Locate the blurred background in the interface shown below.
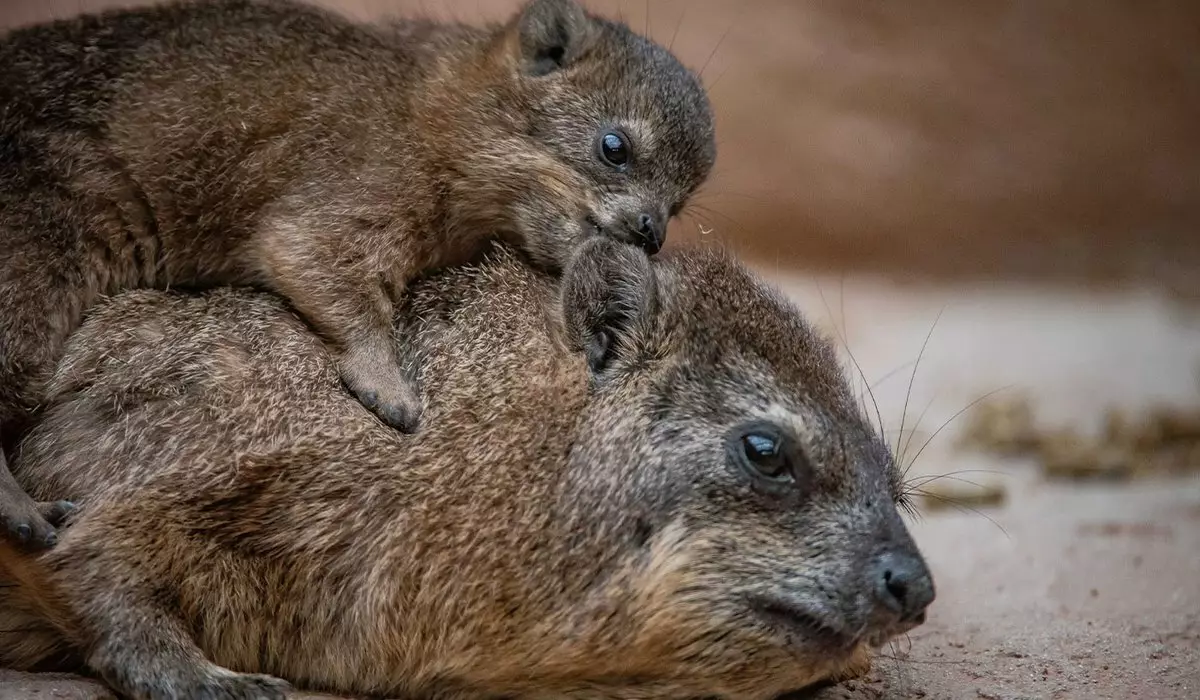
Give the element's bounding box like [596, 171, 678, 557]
[2, 2, 1198, 698]
[5, 0, 1200, 293]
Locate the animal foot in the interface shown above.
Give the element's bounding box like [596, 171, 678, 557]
[187, 671, 291, 700]
[0, 488, 69, 550]
[344, 371, 423, 433]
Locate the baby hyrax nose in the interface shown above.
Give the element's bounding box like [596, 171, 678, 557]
[871, 550, 935, 623]
[633, 211, 666, 254]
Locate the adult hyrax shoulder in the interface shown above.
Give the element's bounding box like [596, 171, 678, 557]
[0, 238, 934, 700]
[0, 0, 717, 548]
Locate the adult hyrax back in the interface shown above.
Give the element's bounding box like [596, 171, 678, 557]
[0, 239, 934, 700]
[0, 0, 716, 547]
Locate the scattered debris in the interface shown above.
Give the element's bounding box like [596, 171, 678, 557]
[956, 391, 1200, 481]
[920, 480, 1007, 511]
[1077, 522, 1174, 540]
[956, 393, 1041, 456]
[1039, 429, 1133, 481]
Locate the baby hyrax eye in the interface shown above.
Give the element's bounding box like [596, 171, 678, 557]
[598, 131, 631, 169]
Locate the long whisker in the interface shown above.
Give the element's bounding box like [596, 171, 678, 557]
[904, 475, 991, 496]
[896, 309, 944, 463]
[906, 385, 1016, 474]
[903, 468, 1009, 490]
[706, 60, 735, 95]
[887, 638, 907, 691]
[687, 203, 742, 231]
[910, 489, 1010, 537]
[817, 285, 885, 437]
[870, 359, 919, 391]
[697, 22, 733, 82]
[900, 392, 940, 471]
[668, 1, 689, 52]
[874, 655, 969, 665]
[838, 277, 867, 416]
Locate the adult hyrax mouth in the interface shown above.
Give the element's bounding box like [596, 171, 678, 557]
[747, 596, 859, 652]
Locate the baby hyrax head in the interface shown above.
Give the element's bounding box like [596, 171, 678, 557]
[555, 239, 935, 697]
[457, 0, 715, 265]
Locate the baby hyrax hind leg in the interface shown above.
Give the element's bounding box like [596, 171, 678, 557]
[0, 449, 75, 549]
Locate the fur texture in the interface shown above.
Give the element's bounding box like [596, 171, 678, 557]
[0, 0, 716, 546]
[1, 239, 931, 700]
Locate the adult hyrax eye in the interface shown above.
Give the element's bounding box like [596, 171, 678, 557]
[728, 422, 807, 495]
[742, 431, 789, 480]
[598, 131, 631, 169]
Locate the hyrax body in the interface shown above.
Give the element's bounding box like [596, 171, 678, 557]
[0, 0, 716, 547]
[0, 238, 934, 700]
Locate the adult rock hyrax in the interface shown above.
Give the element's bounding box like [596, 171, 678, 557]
[0, 238, 935, 700]
[0, 0, 716, 548]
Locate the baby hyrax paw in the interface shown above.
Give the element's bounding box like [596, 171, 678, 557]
[339, 350, 423, 433]
[0, 483, 75, 550]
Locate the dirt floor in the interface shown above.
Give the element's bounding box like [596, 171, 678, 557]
[780, 271, 1200, 700]
[3, 272, 1197, 699]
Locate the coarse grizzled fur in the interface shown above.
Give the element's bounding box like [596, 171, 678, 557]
[0, 238, 932, 700]
[0, 0, 715, 547]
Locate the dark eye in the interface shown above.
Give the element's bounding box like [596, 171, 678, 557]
[727, 423, 803, 494]
[741, 431, 790, 480]
[599, 131, 630, 168]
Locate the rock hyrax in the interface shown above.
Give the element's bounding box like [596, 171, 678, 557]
[0, 238, 934, 700]
[0, 0, 716, 547]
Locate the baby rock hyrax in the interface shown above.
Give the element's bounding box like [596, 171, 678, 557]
[0, 0, 716, 547]
[0, 238, 935, 700]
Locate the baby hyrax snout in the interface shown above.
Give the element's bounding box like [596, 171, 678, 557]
[590, 193, 671, 254]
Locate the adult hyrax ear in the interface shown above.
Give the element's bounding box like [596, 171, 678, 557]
[510, 0, 597, 76]
[562, 238, 658, 377]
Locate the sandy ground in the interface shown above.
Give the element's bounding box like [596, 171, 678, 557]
[2, 273, 1198, 699]
[781, 271, 1200, 700]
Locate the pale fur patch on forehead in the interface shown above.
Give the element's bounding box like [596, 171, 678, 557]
[754, 403, 816, 442]
[619, 117, 657, 154]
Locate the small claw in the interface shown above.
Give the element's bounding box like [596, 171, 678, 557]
[40, 500, 78, 526]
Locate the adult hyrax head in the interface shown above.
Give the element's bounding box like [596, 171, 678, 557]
[2, 241, 931, 699]
[553, 239, 936, 693]
[437, 0, 716, 259]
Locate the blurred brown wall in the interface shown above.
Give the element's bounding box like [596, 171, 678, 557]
[4, 0, 1199, 290]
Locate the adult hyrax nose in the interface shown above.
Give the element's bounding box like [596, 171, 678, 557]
[871, 550, 935, 623]
[631, 211, 666, 254]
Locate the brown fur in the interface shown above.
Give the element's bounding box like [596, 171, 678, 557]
[0, 0, 716, 546]
[0, 238, 932, 699]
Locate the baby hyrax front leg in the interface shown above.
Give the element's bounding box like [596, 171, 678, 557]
[339, 335, 420, 432]
[256, 207, 423, 432]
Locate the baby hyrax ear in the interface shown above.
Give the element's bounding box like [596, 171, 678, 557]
[562, 238, 659, 377]
[510, 0, 596, 76]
